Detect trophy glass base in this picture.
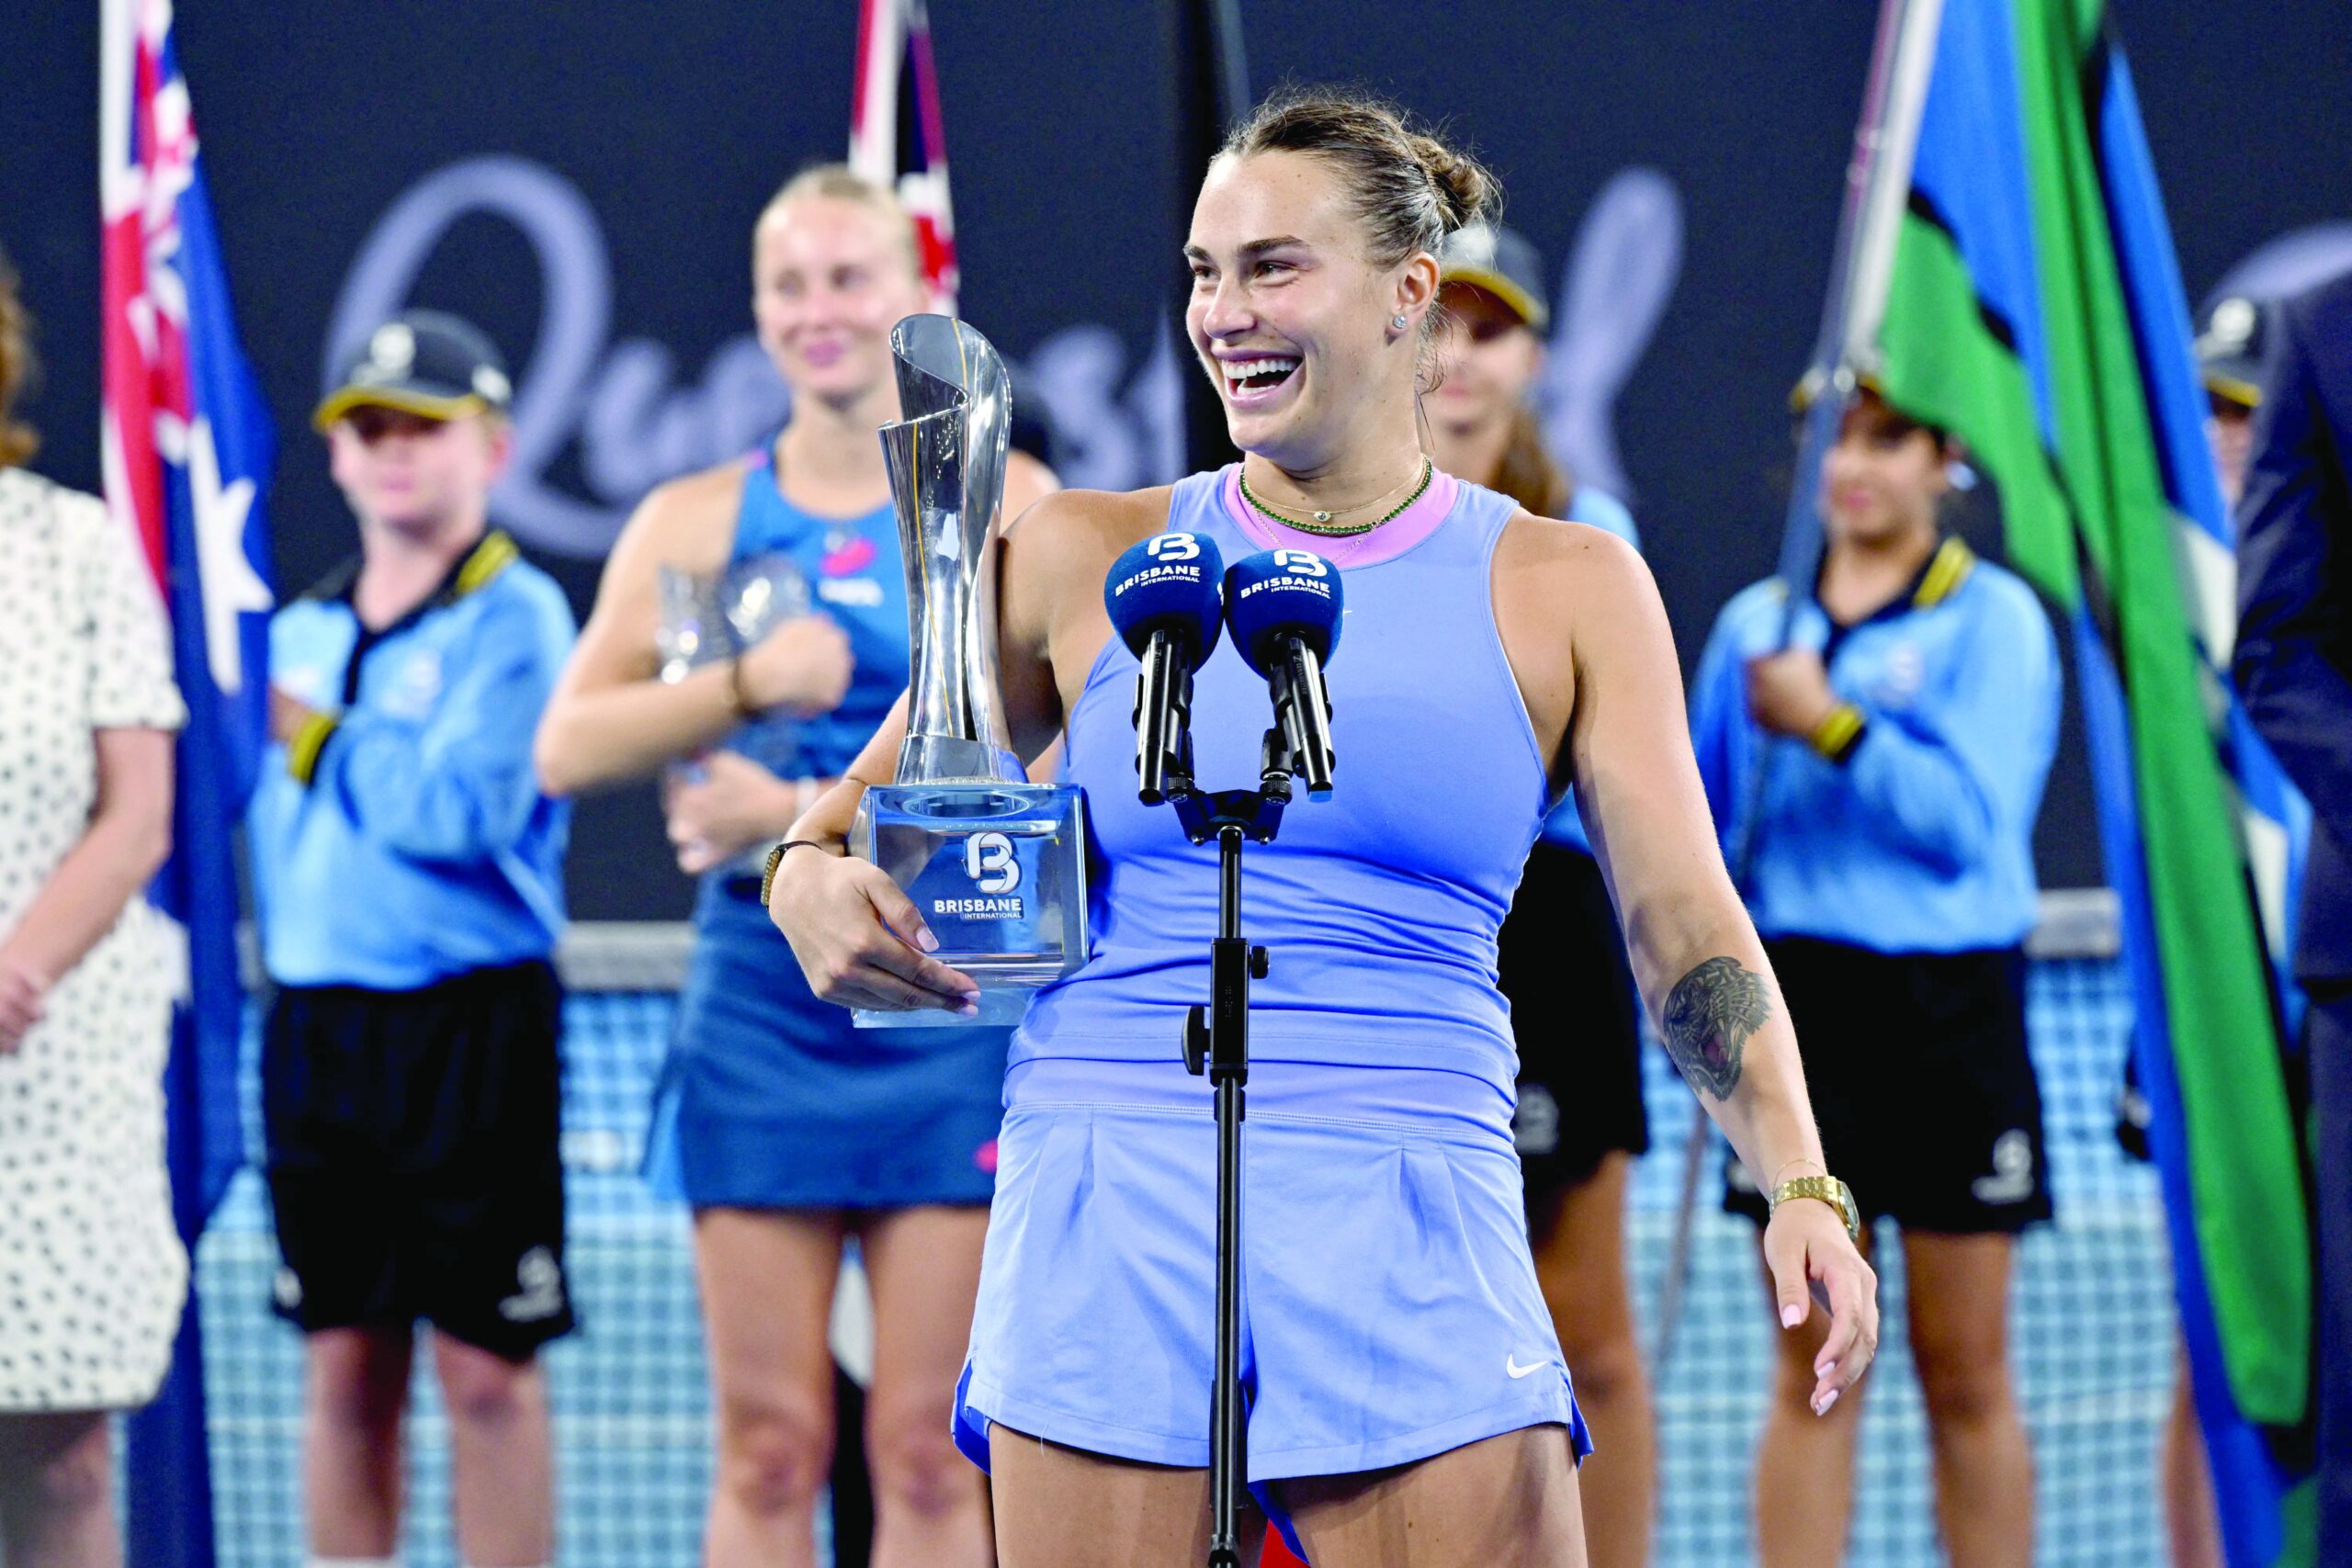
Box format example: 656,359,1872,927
854,987,1038,1031
850,781,1089,1031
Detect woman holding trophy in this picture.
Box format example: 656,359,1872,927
766,90,1877,1566
535,166,1056,1568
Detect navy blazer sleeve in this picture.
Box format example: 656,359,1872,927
2234,279,2352,851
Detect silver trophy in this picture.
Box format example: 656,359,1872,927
656,553,811,873
852,315,1088,1028
656,553,811,686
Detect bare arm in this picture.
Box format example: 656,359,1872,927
1510,529,1818,1177
533,468,852,796
1498,516,1878,1411
0,728,175,1051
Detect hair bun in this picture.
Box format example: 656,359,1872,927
1408,133,1494,233
1221,86,1505,267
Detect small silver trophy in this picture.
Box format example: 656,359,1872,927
656,554,811,686
852,315,1088,1028
656,553,811,873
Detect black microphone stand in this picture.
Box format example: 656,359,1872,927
1152,727,1299,1568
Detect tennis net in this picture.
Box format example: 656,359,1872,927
187,903,2171,1565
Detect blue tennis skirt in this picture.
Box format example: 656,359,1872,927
954,1060,1589,1557
645,880,1009,1210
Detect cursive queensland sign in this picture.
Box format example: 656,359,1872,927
327,156,1686,558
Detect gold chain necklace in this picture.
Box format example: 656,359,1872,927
1238,457,1434,536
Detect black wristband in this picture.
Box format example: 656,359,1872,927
759,839,831,908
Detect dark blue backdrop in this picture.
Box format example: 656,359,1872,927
6,1,2348,914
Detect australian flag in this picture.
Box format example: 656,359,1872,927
849,0,959,307
101,2,275,1559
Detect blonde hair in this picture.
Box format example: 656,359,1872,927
754,164,923,279
0,247,39,469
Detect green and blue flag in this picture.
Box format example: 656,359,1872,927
1863,0,2313,1560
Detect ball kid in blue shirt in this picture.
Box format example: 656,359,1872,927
247,310,576,1568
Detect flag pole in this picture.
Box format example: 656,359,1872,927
1653,0,1946,1372
1770,0,1947,622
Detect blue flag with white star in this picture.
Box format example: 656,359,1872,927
104,0,277,1241
104,6,278,1560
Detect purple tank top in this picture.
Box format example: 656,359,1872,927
1011,467,1551,1100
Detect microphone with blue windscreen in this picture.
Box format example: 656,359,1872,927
1103,531,1226,804
1224,548,1343,800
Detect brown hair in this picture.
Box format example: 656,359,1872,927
1489,406,1575,518
0,248,39,469
754,163,922,278
1219,87,1498,273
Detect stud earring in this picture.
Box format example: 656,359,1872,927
1391,313,1409,330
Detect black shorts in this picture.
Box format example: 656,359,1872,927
1725,936,2052,1235
262,958,577,1359
1498,841,1651,1223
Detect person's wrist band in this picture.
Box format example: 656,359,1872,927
1807,702,1867,763
288,714,340,785
759,839,829,908
1768,1156,1827,1190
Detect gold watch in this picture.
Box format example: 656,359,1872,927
759,839,826,908
1768,1174,1862,1241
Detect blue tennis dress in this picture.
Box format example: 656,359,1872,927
646,452,1011,1209
954,469,1590,1554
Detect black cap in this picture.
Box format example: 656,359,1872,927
1438,222,1550,332
314,310,514,432
2193,295,2275,411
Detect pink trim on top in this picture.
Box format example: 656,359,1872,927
1220,463,1464,569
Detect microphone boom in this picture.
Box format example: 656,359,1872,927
1223,548,1344,800
1103,531,1227,806
1135,633,1195,804
1272,636,1336,800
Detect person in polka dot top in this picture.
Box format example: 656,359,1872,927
0,249,189,1558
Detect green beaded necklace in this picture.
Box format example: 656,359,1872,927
1238,457,1434,537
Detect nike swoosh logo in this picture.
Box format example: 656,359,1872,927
1507,1356,1547,1380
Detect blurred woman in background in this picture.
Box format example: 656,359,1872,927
534,168,1055,1568
0,249,187,1567
1692,380,2060,1568
1429,220,1657,1568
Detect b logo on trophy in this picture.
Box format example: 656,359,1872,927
852,315,1088,1028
